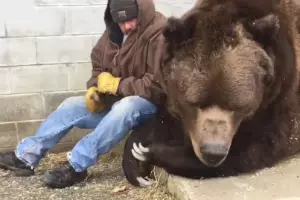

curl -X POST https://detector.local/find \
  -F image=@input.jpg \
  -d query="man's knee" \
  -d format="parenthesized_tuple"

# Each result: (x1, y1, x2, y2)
(57, 96, 86, 111)
(111, 96, 157, 118)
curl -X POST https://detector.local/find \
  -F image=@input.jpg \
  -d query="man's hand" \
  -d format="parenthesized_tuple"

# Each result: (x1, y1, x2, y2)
(97, 72, 121, 95)
(85, 87, 106, 112)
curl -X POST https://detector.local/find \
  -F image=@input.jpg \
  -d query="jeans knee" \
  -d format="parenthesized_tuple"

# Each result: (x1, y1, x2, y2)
(57, 96, 86, 111)
(111, 96, 156, 119)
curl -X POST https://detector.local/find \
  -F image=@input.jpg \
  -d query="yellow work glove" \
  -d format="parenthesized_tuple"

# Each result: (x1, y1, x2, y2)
(85, 87, 106, 112)
(97, 72, 121, 95)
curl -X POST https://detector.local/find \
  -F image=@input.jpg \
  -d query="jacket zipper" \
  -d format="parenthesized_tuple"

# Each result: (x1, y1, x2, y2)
(108, 38, 120, 66)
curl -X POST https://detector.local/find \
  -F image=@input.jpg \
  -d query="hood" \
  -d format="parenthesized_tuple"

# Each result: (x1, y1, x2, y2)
(104, 0, 156, 44)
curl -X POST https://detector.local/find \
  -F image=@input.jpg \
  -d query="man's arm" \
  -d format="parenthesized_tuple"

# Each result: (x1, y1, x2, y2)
(117, 35, 167, 105)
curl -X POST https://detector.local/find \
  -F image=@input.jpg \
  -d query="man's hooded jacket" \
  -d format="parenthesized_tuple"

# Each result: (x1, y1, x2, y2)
(86, 0, 167, 105)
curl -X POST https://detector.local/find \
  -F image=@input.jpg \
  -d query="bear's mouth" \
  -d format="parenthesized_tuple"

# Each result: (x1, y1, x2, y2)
(200, 154, 228, 167)
(201, 143, 230, 167)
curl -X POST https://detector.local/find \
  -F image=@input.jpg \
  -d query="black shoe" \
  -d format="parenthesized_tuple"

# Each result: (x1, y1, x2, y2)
(0, 151, 34, 176)
(41, 163, 88, 188)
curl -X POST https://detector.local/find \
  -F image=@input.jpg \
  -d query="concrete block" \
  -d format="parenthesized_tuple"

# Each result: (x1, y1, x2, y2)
(10, 64, 68, 94)
(0, 38, 36, 66)
(65, 6, 105, 35)
(171, 4, 194, 18)
(16, 120, 41, 141)
(6, 7, 64, 37)
(16, 120, 72, 143)
(43, 91, 85, 116)
(0, 68, 10, 94)
(2, 0, 34, 15)
(35, 0, 92, 6)
(155, 3, 173, 17)
(91, 0, 107, 4)
(68, 63, 92, 90)
(168, 155, 300, 200)
(155, 3, 194, 18)
(0, 94, 44, 122)
(0, 147, 17, 152)
(50, 142, 75, 153)
(0, 26, 5, 38)
(69, 128, 91, 142)
(6, 0, 34, 8)
(154, 0, 195, 4)
(108, 138, 126, 155)
(50, 133, 127, 155)
(92, 35, 101, 47)
(0, 123, 17, 148)
(36, 36, 93, 64)
(34, 0, 108, 6)
(16, 121, 95, 148)
(0, 14, 5, 37)
(16, 123, 99, 153)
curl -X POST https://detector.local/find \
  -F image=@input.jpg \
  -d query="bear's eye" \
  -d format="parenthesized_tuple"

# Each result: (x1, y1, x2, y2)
(223, 30, 239, 46)
(226, 103, 246, 112)
(184, 94, 211, 109)
(198, 100, 212, 109)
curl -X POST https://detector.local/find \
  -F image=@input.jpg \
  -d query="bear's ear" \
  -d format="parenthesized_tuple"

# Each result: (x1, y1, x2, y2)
(246, 14, 280, 44)
(163, 10, 198, 46)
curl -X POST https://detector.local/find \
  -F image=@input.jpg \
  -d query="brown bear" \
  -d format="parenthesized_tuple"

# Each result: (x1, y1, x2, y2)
(122, 0, 300, 187)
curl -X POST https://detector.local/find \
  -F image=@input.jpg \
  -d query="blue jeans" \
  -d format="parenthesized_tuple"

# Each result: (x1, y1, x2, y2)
(15, 96, 157, 172)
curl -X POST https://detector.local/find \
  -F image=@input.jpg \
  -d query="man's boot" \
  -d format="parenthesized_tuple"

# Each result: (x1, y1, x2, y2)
(41, 163, 88, 188)
(0, 151, 34, 176)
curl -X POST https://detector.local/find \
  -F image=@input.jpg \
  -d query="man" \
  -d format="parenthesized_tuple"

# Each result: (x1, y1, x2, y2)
(0, 0, 167, 188)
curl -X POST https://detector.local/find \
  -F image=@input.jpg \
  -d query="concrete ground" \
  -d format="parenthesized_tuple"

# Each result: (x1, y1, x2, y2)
(168, 154, 300, 200)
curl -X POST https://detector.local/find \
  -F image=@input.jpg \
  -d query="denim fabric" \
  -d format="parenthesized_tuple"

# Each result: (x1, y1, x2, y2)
(15, 95, 156, 172)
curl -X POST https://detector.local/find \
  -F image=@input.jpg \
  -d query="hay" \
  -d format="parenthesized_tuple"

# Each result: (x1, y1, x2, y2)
(34, 152, 176, 200)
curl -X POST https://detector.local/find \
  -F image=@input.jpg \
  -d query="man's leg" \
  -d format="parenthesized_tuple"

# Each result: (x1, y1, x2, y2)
(42, 96, 157, 188)
(0, 96, 108, 176)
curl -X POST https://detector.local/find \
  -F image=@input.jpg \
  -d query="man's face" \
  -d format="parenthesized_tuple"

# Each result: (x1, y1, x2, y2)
(118, 18, 137, 35)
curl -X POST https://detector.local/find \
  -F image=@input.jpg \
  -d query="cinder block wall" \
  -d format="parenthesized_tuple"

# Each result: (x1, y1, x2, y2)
(0, 0, 195, 152)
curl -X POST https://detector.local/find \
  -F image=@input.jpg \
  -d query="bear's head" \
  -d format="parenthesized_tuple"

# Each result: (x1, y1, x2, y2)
(162, 0, 297, 167)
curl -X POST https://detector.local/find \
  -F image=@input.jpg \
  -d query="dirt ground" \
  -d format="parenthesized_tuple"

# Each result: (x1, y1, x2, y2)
(0, 152, 176, 200)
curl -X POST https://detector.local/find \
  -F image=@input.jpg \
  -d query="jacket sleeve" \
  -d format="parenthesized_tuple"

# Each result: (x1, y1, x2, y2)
(117, 35, 167, 105)
(86, 33, 107, 89)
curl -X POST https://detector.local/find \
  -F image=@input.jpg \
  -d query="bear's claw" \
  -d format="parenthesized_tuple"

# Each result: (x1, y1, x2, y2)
(131, 142, 154, 187)
(131, 142, 149, 161)
(136, 176, 154, 187)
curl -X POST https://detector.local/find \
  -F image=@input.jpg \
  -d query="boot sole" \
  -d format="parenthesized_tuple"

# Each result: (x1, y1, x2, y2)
(41, 171, 87, 189)
(41, 174, 72, 189)
(0, 162, 34, 176)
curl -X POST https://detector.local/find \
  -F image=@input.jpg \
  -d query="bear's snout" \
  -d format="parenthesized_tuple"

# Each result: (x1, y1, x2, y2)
(200, 143, 229, 167)
(189, 106, 239, 167)
(202, 118, 228, 135)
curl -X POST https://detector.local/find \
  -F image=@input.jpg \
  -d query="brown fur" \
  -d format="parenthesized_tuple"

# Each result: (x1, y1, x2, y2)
(159, 0, 300, 169)
(122, 0, 300, 184)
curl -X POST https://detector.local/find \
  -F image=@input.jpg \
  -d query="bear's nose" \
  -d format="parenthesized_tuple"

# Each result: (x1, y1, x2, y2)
(201, 143, 228, 166)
